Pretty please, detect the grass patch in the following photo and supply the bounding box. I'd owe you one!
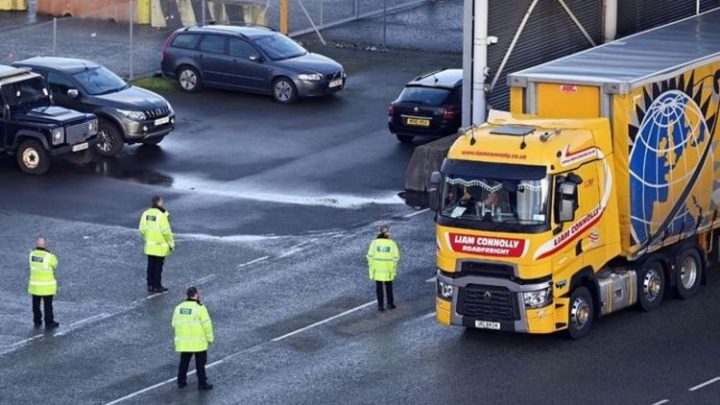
[132,77,176,94]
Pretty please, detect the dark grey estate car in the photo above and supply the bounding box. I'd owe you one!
[161,25,346,103]
[13,57,176,157]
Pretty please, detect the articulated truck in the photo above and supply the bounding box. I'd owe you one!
[432,9,720,338]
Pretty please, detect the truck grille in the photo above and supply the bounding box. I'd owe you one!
[457,285,519,321]
[461,262,514,279]
[66,122,90,144]
[144,105,170,119]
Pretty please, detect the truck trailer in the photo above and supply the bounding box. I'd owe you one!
[432,9,720,338]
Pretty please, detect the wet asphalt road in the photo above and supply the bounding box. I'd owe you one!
[0,47,719,405]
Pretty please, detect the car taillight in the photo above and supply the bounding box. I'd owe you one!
[441,105,458,120]
[388,105,395,116]
[161,34,173,59]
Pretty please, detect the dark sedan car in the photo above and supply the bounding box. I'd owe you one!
[13,57,176,156]
[161,25,346,103]
[388,68,462,143]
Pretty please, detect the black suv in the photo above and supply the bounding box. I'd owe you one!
[13,57,176,156]
[161,25,346,103]
[0,65,97,174]
[388,68,462,143]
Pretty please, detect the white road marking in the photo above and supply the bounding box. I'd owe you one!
[103,377,178,405]
[237,256,270,269]
[0,333,44,356]
[420,312,436,320]
[54,313,113,337]
[187,274,216,287]
[650,399,670,405]
[425,276,436,283]
[278,244,306,258]
[272,301,376,342]
[404,208,430,218]
[689,376,720,391]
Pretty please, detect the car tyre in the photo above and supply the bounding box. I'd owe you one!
[637,259,665,311]
[141,136,164,146]
[272,77,298,104]
[567,286,594,340]
[177,66,201,93]
[17,139,50,175]
[674,247,703,299]
[396,134,414,143]
[96,119,125,157]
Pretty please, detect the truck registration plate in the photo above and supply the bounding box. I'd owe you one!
[154,116,170,126]
[475,320,501,330]
[72,142,88,152]
[329,79,343,88]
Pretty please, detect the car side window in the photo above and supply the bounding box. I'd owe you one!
[171,34,201,50]
[199,35,226,54]
[47,73,75,96]
[228,39,259,59]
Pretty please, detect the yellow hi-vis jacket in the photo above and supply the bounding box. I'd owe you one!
[28,249,58,296]
[139,207,175,257]
[172,300,214,353]
[366,237,400,282]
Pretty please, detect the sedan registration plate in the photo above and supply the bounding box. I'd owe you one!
[475,320,501,330]
[406,118,430,127]
[72,142,88,152]
[154,116,170,126]
[329,78,343,88]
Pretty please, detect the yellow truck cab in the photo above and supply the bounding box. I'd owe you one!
[432,9,720,338]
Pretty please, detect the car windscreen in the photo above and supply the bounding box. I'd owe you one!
[397,86,451,106]
[1,77,50,106]
[72,66,128,96]
[253,34,307,60]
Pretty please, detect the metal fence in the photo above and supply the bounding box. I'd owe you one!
[0,0,450,80]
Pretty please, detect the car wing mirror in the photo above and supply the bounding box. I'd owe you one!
[249,55,262,63]
[428,171,442,212]
[557,181,578,223]
[67,89,80,98]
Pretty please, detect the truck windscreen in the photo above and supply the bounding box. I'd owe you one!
[438,162,551,233]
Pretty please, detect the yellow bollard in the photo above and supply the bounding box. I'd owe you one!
[279,0,288,34]
[0,0,28,11]
[135,0,151,25]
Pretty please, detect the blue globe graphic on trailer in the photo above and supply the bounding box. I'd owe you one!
[629,90,708,246]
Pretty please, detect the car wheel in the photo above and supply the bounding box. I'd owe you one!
[141,136,164,146]
[177,66,201,93]
[567,286,594,340]
[273,77,298,104]
[637,259,665,311]
[17,139,50,175]
[674,248,703,299]
[396,134,414,143]
[96,119,125,157]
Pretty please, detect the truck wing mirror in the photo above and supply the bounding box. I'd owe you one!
[67,89,80,99]
[428,171,442,212]
[557,181,578,222]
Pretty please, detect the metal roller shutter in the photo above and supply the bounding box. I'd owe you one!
[617,0,720,38]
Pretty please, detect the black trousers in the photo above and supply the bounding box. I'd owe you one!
[178,351,208,385]
[32,295,54,325]
[146,255,165,289]
[375,281,394,309]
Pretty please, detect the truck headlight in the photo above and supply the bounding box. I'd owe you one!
[437,280,454,299]
[88,119,98,135]
[118,109,146,121]
[298,73,323,81]
[51,127,65,145]
[523,287,553,309]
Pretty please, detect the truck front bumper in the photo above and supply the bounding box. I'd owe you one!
[435,271,565,334]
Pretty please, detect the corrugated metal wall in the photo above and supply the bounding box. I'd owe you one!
[617,0,720,37]
[487,0,603,110]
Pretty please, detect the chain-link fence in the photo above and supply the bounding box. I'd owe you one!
[0,0,456,79]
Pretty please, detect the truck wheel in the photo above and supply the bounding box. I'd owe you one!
[141,136,164,146]
[637,259,665,311]
[96,119,125,157]
[396,134,414,143]
[567,286,594,340]
[674,248,703,299]
[17,140,50,175]
[177,66,201,93]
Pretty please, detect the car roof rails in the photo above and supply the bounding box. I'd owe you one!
[413,67,447,81]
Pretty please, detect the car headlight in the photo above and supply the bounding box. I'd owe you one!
[523,286,553,309]
[88,119,98,135]
[51,127,65,145]
[298,73,323,81]
[437,279,454,300]
[118,109,146,121]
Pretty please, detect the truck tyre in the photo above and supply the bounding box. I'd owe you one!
[177,65,201,93]
[141,136,164,146]
[96,119,125,157]
[674,248,703,299]
[396,134,414,143]
[567,286,594,340]
[637,259,665,311]
[272,77,298,104]
[17,140,50,175]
